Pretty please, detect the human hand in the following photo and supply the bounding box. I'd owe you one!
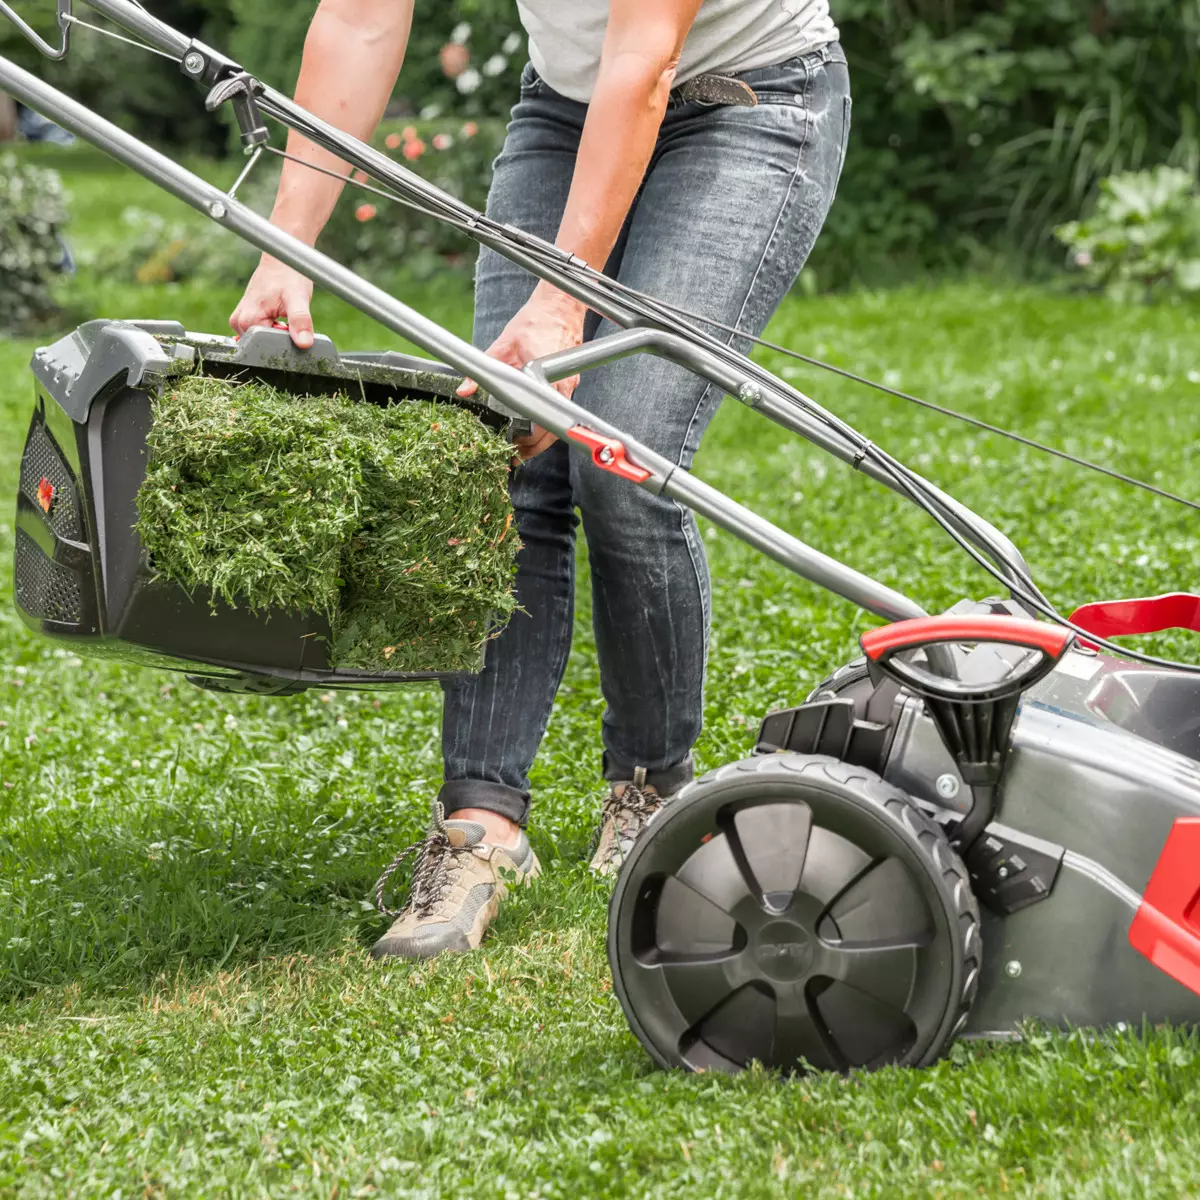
[229,257,316,348]
[457,284,587,461]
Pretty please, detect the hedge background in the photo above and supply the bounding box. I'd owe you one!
[3,0,1198,282]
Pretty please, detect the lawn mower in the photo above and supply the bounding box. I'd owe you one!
[4,0,1200,1076]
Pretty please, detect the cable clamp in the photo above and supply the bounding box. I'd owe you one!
[851,440,875,470]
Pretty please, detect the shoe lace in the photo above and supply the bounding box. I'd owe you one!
[601,782,659,841]
[373,802,468,919]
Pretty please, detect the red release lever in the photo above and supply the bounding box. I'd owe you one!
[1129,818,1200,997]
[860,615,1073,663]
[567,425,651,484]
[1068,593,1200,652]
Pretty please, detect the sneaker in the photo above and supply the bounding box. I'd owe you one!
[370,802,540,960]
[588,768,663,877]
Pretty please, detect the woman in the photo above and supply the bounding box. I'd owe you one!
[230,0,850,960]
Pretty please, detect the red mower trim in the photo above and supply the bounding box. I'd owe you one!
[37,477,55,513]
[567,426,651,484]
[1068,593,1200,651]
[860,615,1073,662]
[1129,818,1200,996]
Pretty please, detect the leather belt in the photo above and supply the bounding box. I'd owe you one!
[673,72,758,107]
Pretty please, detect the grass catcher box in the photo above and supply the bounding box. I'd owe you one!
[14,319,520,694]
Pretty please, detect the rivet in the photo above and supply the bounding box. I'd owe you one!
[208,200,227,220]
[598,447,613,463]
[935,773,960,800]
[737,381,762,405]
[1005,960,1022,978]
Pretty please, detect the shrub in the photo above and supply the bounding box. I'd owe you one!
[0,153,69,333]
[1056,167,1200,302]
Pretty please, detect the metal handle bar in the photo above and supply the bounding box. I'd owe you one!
[0,53,928,626]
[525,328,1039,596]
[0,0,71,58]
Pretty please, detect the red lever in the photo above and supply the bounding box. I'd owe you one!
[1129,818,1200,996]
[1068,593,1200,651]
[567,425,651,484]
[861,615,1073,663]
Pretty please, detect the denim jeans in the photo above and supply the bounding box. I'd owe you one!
[440,44,851,826]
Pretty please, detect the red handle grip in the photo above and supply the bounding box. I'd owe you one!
[861,615,1073,663]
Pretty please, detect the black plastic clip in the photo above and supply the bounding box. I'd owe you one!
[205,71,269,150]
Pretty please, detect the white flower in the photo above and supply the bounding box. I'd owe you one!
[502,31,523,54]
[420,103,443,120]
[224,713,238,731]
[450,21,471,44]
[483,54,507,77]
[455,68,482,94]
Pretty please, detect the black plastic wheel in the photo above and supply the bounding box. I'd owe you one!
[608,754,980,1075]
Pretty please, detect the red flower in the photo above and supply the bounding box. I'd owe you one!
[439,43,469,79]
[384,132,402,150]
[355,203,377,222]
[461,121,478,137]
[403,138,426,160]
[37,477,54,513]
[432,133,452,150]
[401,125,418,141]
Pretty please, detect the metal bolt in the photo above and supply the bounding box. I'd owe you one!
[935,773,960,800]
[997,866,1009,879]
[737,381,762,405]
[183,51,205,75]
[1005,960,1022,978]
[208,200,227,220]
[598,446,614,464]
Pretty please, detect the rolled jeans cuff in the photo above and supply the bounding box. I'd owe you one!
[602,753,694,798]
[439,778,531,827]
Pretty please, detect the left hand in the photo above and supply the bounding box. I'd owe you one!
[458,283,587,461]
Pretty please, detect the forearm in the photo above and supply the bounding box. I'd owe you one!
[536,50,677,312]
[268,0,414,249]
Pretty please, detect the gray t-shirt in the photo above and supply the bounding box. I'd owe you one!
[516,0,838,104]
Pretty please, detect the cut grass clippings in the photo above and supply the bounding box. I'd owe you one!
[136,374,520,673]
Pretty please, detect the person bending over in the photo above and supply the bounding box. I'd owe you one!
[230,0,850,959]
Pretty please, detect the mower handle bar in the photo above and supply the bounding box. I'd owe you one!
[0,0,1032,636]
[524,330,1037,595]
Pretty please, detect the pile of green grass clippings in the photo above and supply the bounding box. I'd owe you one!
[135,374,520,673]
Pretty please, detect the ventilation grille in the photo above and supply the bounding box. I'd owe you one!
[19,418,83,543]
[14,527,83,625]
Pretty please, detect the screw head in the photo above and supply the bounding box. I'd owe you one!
[1005,960,1022,978]
[183,51,205,75]
[935,773,960,800]
[597,446,614,463]
[997,866,1009,879]
[737,381,762,405]
[208,200,227,220]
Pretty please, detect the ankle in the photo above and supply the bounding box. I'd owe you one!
[449,807,522,848]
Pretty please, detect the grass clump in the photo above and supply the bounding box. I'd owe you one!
[136,374,519,672]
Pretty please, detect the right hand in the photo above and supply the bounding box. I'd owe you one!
[229,258,316,349]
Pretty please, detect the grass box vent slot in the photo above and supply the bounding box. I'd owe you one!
[12,319,520,693]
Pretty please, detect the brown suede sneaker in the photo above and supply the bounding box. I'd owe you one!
[588,768,663,877]
[370,802,540,960]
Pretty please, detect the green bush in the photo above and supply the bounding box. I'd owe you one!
[1056,167,1200,302]
[0,152,69,333]
[0,0,236,153]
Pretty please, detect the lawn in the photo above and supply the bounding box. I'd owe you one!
[1,144,1199,1197]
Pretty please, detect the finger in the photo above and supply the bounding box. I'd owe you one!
[457,336,521,397]
[518,428,558,461]
[284,292,315,349]
[555,373,581,401]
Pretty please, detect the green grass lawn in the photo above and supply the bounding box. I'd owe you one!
[1,145,1199,1196]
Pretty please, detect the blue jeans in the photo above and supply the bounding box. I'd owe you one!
[440,44,851,825]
